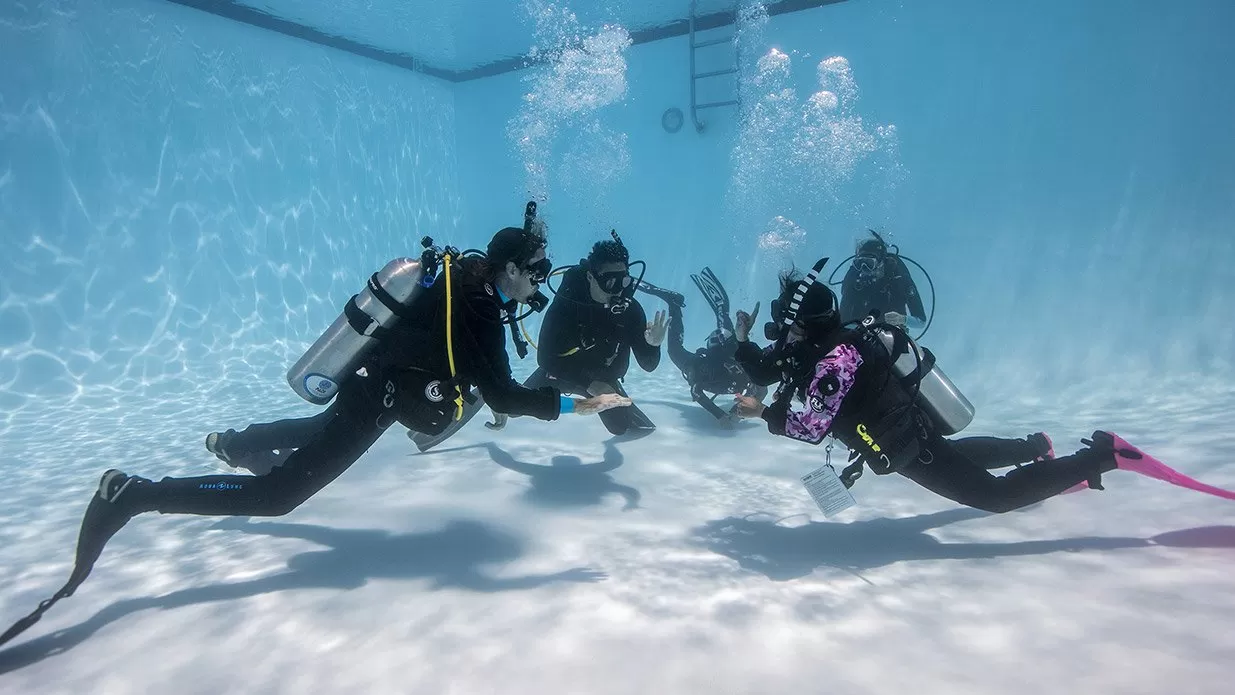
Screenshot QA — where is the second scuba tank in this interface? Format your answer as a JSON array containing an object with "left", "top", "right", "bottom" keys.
[
  {"left": 866, "top": 321, "right": 975, "bottom": 435},
  {"left": 287, "top": 256, "right": 434, "bottom": 405}
]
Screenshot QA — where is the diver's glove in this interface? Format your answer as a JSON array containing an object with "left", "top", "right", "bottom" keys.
[{"left": 485, "top": 412, "right": 509, "bottom": 431}]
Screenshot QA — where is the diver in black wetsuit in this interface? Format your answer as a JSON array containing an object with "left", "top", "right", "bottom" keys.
[
  {"left": 638, "top": 267, "right": 768, "bottom": 425},
  {"left": 523, "top": 234, "right": 668, "bottom": 437},
  {"left": 838, "top": 231, "right": 926, "bottom": 330},
  {"left": 0, "top": 223, "right": 632, "bottom": 646},
  {"left": 731, "top": 255, "right": 1148, "bottom": 514}
]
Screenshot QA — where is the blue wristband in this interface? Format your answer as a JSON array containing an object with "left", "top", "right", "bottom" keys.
[{"left": 559, "top": 395, "right": 575, "bottom": 414}]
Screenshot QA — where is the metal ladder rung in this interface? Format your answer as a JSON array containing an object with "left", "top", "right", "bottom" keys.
[
  {"left": 693, "top": 36, "right": 734, "bottom": 49},
  {"left": 693, "top": 67, "right": 737, "bottom": 80},
  {"left": 687, "top": 0, "right": 739, "bottom": 132}
]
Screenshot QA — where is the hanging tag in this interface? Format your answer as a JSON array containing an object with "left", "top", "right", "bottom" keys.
[{"left": 801, "top": 463, "right": 856, "bottom": 517}]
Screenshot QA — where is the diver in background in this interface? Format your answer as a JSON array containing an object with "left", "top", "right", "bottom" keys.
[
  {"left": 731, "top": 257, "right": 1142, "bottom": 514},
  {"left": 838, "top": 231, "right": 926, "bottom": 330},
  {"left": 523, "top": 233, "right": 667, "bottom": 437},
  {"left": 0, "top": 222, "right": 635, "bottom": 647},
  {"left": 638, "top": 267, "right": 768, "bottom": 426}
]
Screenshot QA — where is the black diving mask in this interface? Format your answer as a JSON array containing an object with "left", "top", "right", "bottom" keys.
[
  {"left": 594, "top": 269, "right": 632, "bottom": 294},
  {"left": 591, "top": 259, "right": 646, "bottom": 299},
  {"left": 524, "top": 256, "right": 552, "bottom": 285}
]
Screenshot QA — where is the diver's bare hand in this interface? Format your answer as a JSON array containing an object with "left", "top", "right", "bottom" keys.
[
  {"left": 734, "top": 302, "right": 761, "bottom": 342},
  {"left": 732, "top": 395, "right": 765, "bottom": 418},
  {"left": 645, "top": 309, "right": 669, "bottom": 347},
  {"left": 575, "top": 393, "right": 632, "bottom": 415}
]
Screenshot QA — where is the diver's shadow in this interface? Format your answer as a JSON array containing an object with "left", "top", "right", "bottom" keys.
[
  {"left": 642, "top": 398, "right": 757, "bottom": 438},
  {"left": 696, "top": 507, "right": 1235, "bottom": 582},
  {"left": 485, "top": 441, "right": 642, "bottom": 511},
  {"left": 0, "top": 518, "right": 605, "bottom": 674}
]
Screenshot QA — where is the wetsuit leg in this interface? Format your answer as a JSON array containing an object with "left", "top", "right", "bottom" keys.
[
  {"left": 220, "top": 410, "right": 335, "bottom": 456},
  {"left": 949, "top": 436, "right": 1042, "bottom": 469},
  {"left": 895, "top": 436, "right": 1115, "bottom": 513},
  {"left": 665, "top": 302, "right": 698, "bottom": 377},
  {"left": 129, "top": 378, "right": 397, "bottom": 517}
]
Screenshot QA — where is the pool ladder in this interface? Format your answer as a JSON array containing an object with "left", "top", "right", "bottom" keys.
[{"left": 688, "top": 0, "right": 740, "bottom": 132}]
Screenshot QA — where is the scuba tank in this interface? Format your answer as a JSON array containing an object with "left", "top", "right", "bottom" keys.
[
  {"left": 287, "top": 238, "right": 445, "bottom": 404},
  {"left": 859, "top": 313, "right": 974, "bottom": 435}
]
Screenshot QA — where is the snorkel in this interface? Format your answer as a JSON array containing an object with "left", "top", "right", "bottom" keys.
[
  {"left": 522, "top": 201, "right": 552, "bottom": 313},
  {"left": 766, "top": 256, "right": 837, "bottom": 402}
]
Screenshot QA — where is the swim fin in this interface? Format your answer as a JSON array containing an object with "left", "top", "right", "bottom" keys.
[
  {"left": 1063, "top": 431, "right": 1235, "bottom": 500},
  {"left": 0, "top": 469, "right": 142, "bottom": 647},
  {"left": 596, "top": 381, "right": 655, "bottom": 436},
  {"left": 690, "top": 266, "right": 732, "bottom": 331},
  {"left": 408, "top": 392, "right": 489, "bottom": 453}
]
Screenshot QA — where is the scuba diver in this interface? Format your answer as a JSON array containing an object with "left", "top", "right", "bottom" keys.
[
  {"left": 213, "top": 204, "right": 550, "bottom": 464},
  {"left": 728, "top": 254, "right": 1231, "bottom": 514},
  {"left": 836, "top": 230, "right": 927, "bottom": 331},
  {"left": 0, "top": 208, "right": 632, "bottom": 648},
  {"left": 518, "top": 231, "right": 668, "bottom": 437},
  {"left": 637, "top": 267, "right": 768, "bottom": 425}
]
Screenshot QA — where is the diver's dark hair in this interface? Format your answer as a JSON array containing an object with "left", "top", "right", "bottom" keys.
[
  {"left": 857, "top": 228, "right": 889, "bottom": 257},
  {"left": 459, "top": 226, "right": 544, "bottom": 284},
  {"left": 778, "top": 267, "right": 804, "bottom": 295},
  {"left": 587, "top": 239, "right": 629, "bottom": 267}
]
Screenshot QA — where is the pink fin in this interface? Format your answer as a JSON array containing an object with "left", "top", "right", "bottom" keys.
[{"left": 1110, "top": 433, "right": 1235, "bottom": 501}]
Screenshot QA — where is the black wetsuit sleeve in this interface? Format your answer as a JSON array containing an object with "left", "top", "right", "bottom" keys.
[
  {"left": 894, "top": 258, "right": 927, "bottom": 321},
  {"left": 735, "top": 340, "right": 782, "bottom": 386},
  {"left": 838, "top": 270, "right": 865, "bottom": 324},
  {"left": 626, "top": 299, "right": 661, "bottom": 373},
  {"left": 460, "top": 290, "right": 561, "bottom": 420}
]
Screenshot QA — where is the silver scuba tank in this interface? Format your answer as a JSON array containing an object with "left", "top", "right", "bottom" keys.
[
  {"left": 287, "top": 257, "right": 433, "bottom": 404},
  {"left": 870, "top": 326, "right": 975, "bottom": 435}
]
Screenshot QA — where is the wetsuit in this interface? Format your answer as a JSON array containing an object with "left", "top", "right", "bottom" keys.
[
  {"left": 123, "top": 264, "right": 563, "bottom": 517},
  {"left": 736, "top": 331, "right": 1116, "bottom": 513},
  {"left": 531, "top": 265, "right": 660, "bottom": 435},
  {"left": 838, "top": 255, "right": 925, "bottom": 326}
]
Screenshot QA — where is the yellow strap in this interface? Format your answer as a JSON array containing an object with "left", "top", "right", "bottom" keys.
[
  {"left": 519, "top": 318, "right": 539, "bottom": 351},
  {"left": 443, "top": 254, "right": 464, "bottom": 420},
  {"left": 558, "top": 347, "right": 580, "bottom": 357}
]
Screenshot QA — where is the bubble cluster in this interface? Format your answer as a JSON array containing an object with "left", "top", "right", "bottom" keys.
[
  {"left": 508, "top": 2, "right": 633, "bottom": 201},
  {"left": 557, "top": 120, "right": 631, "bottom": 202},
  {"left": 757, "top": 215, "right": 808, "bottom": 252},
  {"left": 726, "top": 46, "right": 906, "bottom": 245}
]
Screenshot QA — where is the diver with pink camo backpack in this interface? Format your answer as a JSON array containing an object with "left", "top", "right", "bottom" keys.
[{"left": 730, "top": 254, "right": 1235, "bottom": 512}]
